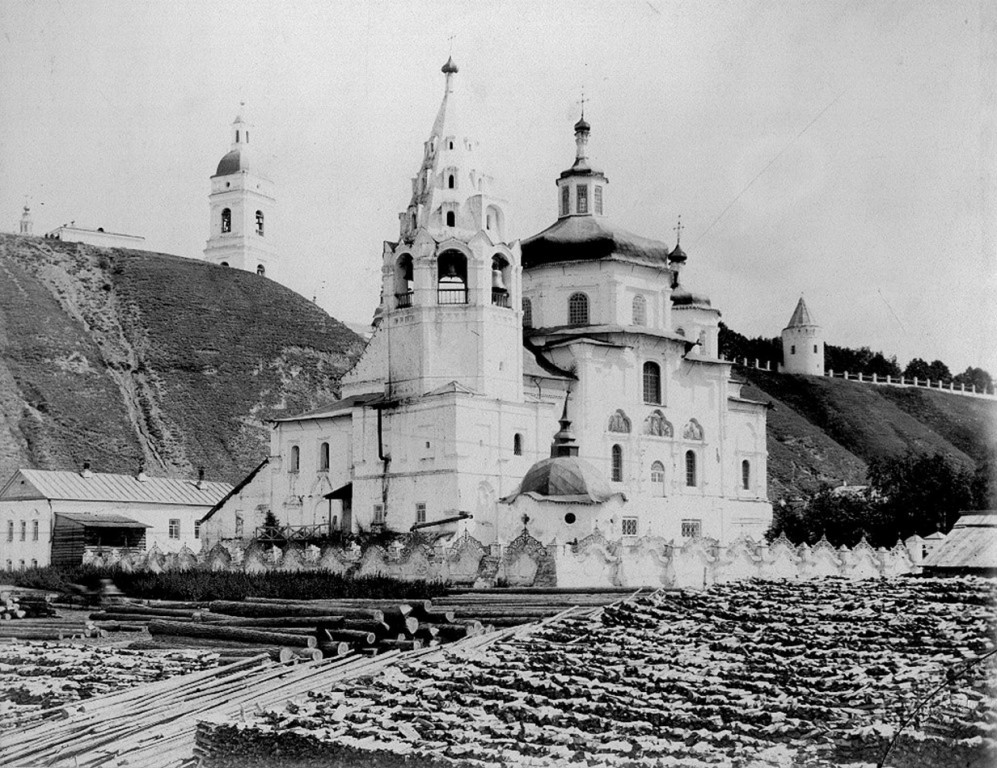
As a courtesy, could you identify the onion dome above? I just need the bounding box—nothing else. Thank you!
[671,285,712,307]
[502,456,618,505]
[441,56,458,74]
[668,242,687,263]
[574,114,590,132]
[522,216,672,269]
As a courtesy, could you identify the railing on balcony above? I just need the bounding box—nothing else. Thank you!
[395,291,413,308]
[491,290,510,308]
[253,523,331,544]
[438,287,468,305]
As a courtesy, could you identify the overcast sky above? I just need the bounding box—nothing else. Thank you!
[2,1,994,374]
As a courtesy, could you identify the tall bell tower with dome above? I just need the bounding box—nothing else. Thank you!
[203,109,278,278]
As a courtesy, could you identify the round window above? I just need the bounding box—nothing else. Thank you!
[564,513,576,524]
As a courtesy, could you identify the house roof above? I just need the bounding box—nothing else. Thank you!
[922,511,997,572]
[55,512,151,529]
[199,458,270,524]
[4,469,231,507]
[273,393,385,422]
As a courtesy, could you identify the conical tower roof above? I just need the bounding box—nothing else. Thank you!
[785,297,816,328]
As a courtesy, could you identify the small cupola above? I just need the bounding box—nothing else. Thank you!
[556,108,608,220]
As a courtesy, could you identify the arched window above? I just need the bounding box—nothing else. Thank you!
[650,461,666,496]
[396,254,414,307]
[608,409,631,433]
[255,210,264,235]
[741,460,750,490]
[568,292,589,326]
[32,520,38,541]
[611,444,623,482]
[289,445,300,473]
[220,261,229,267]
[446,211,456,227]
[644,410,673,437]
[682,420,704,440]
[685,450,697,487]
[632,295,647,326]
[448,174,455,189]
[577,184,589,214]
[221,208,231,233]
[522,298,533,328]
[437,250,467,304]
[642,362,661,404]
[513,433,523,456]
[319,442,330,471]
[256,264,265,276]
[491,255,510,307]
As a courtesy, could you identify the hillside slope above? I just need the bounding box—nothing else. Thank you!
[740,368,996,500]
[0,233,364,484]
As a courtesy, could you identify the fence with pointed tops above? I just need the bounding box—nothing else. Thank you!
[79,527,918,589]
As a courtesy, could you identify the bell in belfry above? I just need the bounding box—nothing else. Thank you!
[491,261,507,293]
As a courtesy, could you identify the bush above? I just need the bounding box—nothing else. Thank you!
[12,567,447,602]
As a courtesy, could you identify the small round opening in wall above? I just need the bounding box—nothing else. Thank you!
[564,513,576,524]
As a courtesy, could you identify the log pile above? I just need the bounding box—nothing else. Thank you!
[192,577,997,768]
[94,590,631,660]
[1,591,57,620]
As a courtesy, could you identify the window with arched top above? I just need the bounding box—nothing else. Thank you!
[644,410,673,437]
[221,208,231,233]
[395,254,414,307]
[255,210,264,235]
[220,261,229,267]
[568,293,589,326]
[289,445,300,473]
[650,461,666,496]
[491,255,510,307]
[632,295,647,326]
[642,362,661,404]
[560,185,570,216]
[522,298,533,328]
[446,211,456,227]
[577,184,588,214]
[256,264,265,276]
[320,442,330,471]
[513,433,523,456]
[741,459,750,490]
[682,420,704,440]
[608,409,631,433]
[448,174,455,189]
[685,450,697,487]
[437,250,467,304]
[611,444,623,482]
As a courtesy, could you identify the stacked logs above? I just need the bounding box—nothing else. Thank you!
[0,590,98,641]
[97,589,634,661]
[2,591,57,620]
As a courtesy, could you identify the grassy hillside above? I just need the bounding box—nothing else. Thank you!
[0,233,364,484]
[740,368,995,500]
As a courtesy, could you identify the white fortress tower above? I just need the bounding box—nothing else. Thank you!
[781,297,824,375]
[203,109,277,278]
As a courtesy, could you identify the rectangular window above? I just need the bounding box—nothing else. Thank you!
[560,185,570,216]
[621,517,638,537]
[235,513,244,538]
[6,521,12,542]
[20,521,26,541]
[373,504,385,524]
[169,519,180,539]
[681,519,702,538]
[32,521,38,541]
[576,184,588,214]
[194,520,201,539]
[415,503,426,524]
[594,185,603,215]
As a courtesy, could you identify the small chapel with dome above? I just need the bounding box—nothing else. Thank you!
[204,58,773,549]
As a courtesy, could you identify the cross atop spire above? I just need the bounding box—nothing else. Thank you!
[673,215,684,245]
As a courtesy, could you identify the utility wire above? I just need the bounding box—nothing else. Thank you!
[693,89,847,247]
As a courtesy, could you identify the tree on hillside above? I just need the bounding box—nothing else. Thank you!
[825,345,901,378]
[867,451,974,536]
[972,449,997,510]
[718,323,781,366]
[768,451,977,547]
[954,366,994,392]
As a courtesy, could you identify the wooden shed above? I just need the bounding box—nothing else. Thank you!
[51,512,150,567]
[922,512,997,577]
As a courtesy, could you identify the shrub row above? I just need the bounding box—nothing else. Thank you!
[11,566,447,602]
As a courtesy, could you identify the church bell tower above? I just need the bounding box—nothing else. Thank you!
[203,109,278,278]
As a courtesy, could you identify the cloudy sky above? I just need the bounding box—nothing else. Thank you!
[2,1,993,374]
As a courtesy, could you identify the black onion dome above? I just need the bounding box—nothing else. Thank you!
[521,215,672,269]
[442,56,458,74]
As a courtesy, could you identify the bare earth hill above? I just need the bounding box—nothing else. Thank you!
[0,233,364,484]
[739,368,996,500]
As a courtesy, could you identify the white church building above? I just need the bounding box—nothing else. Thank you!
[202,58,772,549]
